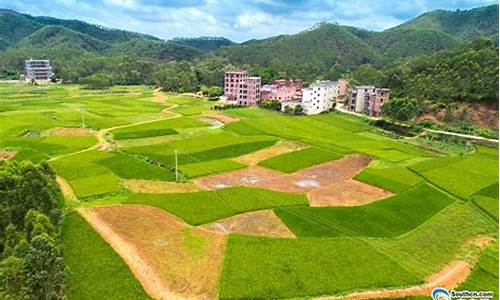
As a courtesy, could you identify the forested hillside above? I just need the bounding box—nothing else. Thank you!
[0,4,497,107]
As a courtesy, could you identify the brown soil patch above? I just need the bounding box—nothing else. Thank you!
[308,179,392,207]
[195,155,375,204]
[316,236,493,300]
[123,179,200,194]
[0,150,16,160]
[201,210,295,238]
[56,176,78,203]
[50,127,95,136]
[202,112,239,124]
[233,140,309,166]
[417,102,499,130]
[78,205,226,300]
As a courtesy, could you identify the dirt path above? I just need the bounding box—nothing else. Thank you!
[56,176,79,205]
[49,89,182,161]
[315,236,494,300]
[0,150,17,160]
[78,205,226,300]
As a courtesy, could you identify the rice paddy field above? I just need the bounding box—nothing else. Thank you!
[0,83,498,300]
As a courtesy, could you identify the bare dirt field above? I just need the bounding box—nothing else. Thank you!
[0,150,17,160]
[195,155,381,206]
[122,179,201,193]
[49,127,95,136]
[316,236,494,300]
[307,179,392,207]
[202,112,239,124]
[79,205,226,300]
[200,210,295,238]
[233,140,308,166]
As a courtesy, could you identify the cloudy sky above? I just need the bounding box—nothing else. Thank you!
[0,0,497,42]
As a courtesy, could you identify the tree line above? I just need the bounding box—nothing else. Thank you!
[0,161,65,299]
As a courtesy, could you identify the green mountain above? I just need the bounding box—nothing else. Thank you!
[0,9,203,61]
[213,4,498,79]
[392,4,499,43]
[173,37,235,52]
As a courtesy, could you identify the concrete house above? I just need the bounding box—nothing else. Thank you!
[301,80,337,115]
[223,70,261,106]
[348,86,390,117]
[24,59,54,83]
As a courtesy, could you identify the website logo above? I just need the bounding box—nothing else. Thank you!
[432,288,451,300]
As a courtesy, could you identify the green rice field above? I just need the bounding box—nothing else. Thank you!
[1,84,497,299]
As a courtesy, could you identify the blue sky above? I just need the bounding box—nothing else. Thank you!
[0,0,497,42]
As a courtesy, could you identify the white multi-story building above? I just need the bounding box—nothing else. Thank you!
[348,85,390,117]
[24,59,54,83]
[301,80,338,115]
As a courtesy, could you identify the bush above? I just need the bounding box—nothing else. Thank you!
[81,73,113,89]
[259,100,281,111]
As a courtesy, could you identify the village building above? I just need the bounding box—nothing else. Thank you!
[348,86,390,117]
[301,80,337,115]
[261,79,303,102]
[24,59,53,83]
[336,79,349,99]
[223,70,261,106]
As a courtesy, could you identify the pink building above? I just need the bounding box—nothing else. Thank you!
[348,86,390,117]
[261,79,303,102]
[224,71,261,106]
[337,79,349,98]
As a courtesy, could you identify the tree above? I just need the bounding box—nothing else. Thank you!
[259,100,281,111]
[0,256,28,299]
[381,97,421,122]
[81,73,113,89]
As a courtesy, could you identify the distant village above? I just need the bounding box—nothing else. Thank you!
[220,70,390,116]
[21,59,390,118]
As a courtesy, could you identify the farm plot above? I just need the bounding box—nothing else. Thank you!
[233,139,308,166]
[124,187,308,225]
[79,205,226,300]
[258,146,344,173]
[124,132,277,177]
[62,212,149,300]
[111,117,206,140]
[457,243,499,296]
[355,163,423,193]
[410,152,499,198]
[197,154,371,192]
[219,236,420,299]
[275,183,454,238]
[201,210,296,238]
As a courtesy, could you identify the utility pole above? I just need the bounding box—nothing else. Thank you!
[175,149,179,182]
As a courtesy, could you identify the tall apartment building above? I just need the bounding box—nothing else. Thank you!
[261,79,303,102]
[24,59,54,83]
[301,80,337,115]
[337,79,349,99]
[348,86,390,117]
[223,70,261,106]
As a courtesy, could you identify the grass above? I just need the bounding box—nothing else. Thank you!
[458,243,499,296]
[113,128,177,140]
[370,202,497,278]
[111,117,206,140]
[62,212,149,299]
[275,183,454,238]
[124,187,308,225]
[258,147,344,173]
[219,236,420,299]
[69,173,122,199]
[179,159,246,178]
[471,196,498,221]
[355,164,423,193]
[98,152,176,181]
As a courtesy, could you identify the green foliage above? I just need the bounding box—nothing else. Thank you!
[62,212,149,299]
[381,97,421,121]
[258,99,281,111]
[259,147,343,173]
[81,73,113,89]
[98,153,176,181]
[156,61,198,93]
[458,244,499,295]
[275,184,454,237]
[125,187,308,225]
[219,236,420,299]
[0,160,64,300]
